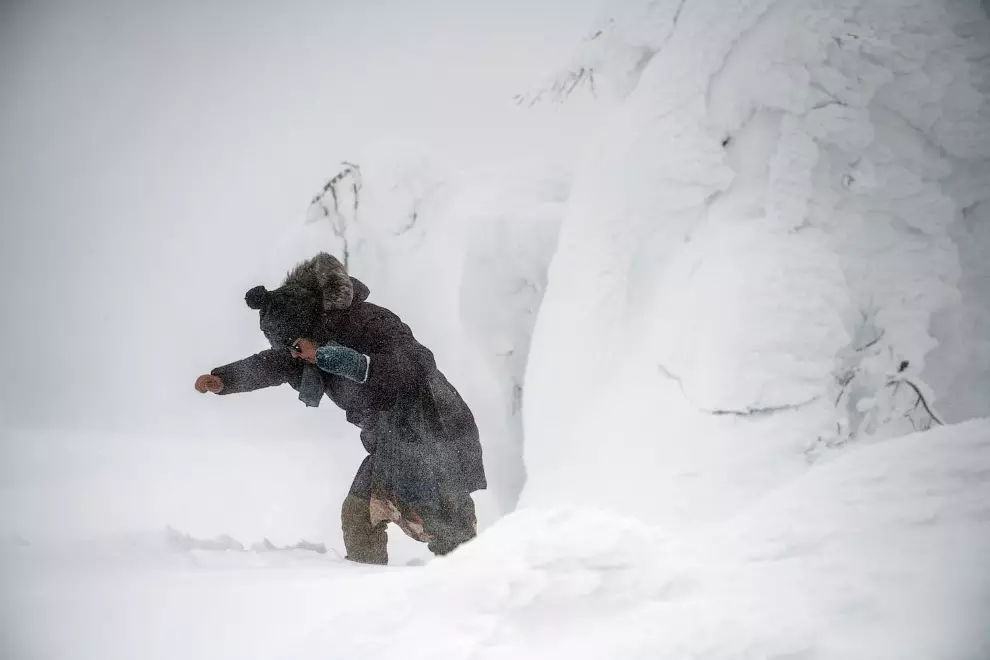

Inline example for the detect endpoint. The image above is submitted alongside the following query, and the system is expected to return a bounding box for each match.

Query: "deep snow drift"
[293,419,990,660]
[4,420,988,659]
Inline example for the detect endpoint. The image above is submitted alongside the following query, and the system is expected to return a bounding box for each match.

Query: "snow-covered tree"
[521,0,990,526]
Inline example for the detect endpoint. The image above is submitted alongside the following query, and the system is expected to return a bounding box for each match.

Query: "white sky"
[0,0,601,438]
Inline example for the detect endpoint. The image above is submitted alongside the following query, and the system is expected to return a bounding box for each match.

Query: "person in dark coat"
[193,253,486,564]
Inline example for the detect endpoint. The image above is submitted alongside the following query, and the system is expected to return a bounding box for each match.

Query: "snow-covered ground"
[3,420,988,659]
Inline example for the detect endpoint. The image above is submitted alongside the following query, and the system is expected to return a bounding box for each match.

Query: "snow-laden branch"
[886,366,945,427]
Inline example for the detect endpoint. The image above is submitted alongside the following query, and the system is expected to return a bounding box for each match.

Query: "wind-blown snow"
[3,0,989,657]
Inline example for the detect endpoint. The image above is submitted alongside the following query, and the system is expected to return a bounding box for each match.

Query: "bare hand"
[194,374,224,394]
[290,338,318,364]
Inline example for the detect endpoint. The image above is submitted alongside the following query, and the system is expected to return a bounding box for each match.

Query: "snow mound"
[292,419,990,660]
[4,422,986,659]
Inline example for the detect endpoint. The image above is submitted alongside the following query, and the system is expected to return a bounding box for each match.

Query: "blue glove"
[315,343,370,383]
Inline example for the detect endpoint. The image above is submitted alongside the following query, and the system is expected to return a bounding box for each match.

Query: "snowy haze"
[0,0,598,435]
[3,0,990,658]
[0,0,600,543]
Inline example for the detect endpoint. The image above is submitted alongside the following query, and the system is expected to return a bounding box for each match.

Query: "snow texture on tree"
[521,0,990,527]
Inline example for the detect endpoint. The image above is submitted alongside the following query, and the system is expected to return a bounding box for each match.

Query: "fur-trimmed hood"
[244,253,367,347]
[281,252,355,311]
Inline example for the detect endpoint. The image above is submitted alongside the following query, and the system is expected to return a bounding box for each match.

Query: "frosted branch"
[308,163,363,269]
[886,373,945,427]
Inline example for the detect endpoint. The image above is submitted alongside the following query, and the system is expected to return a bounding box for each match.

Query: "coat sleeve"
[210,348,304,395]
[360,311,437,405]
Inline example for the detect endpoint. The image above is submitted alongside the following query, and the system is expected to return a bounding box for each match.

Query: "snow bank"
[8,420,985,660]
[285,418,990,659]
[522,0,990,525]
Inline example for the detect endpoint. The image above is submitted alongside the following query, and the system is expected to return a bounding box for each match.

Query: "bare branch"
[885,375,944,426]
[707,396,821,417]
[855,328,885,352]
[307,163,363,270]
[516,66,597,107]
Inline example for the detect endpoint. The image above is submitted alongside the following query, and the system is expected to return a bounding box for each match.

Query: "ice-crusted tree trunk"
[521,0,990,526]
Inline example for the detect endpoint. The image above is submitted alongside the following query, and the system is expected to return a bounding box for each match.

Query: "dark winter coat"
[210,265,486,511]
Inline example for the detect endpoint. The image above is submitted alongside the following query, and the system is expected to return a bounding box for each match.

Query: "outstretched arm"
[196,348,304,395]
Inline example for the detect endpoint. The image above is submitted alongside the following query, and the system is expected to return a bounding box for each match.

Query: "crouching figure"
[194,253,486,564]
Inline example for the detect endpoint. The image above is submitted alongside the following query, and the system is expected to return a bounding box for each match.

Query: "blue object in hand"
[315,343,370,383]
